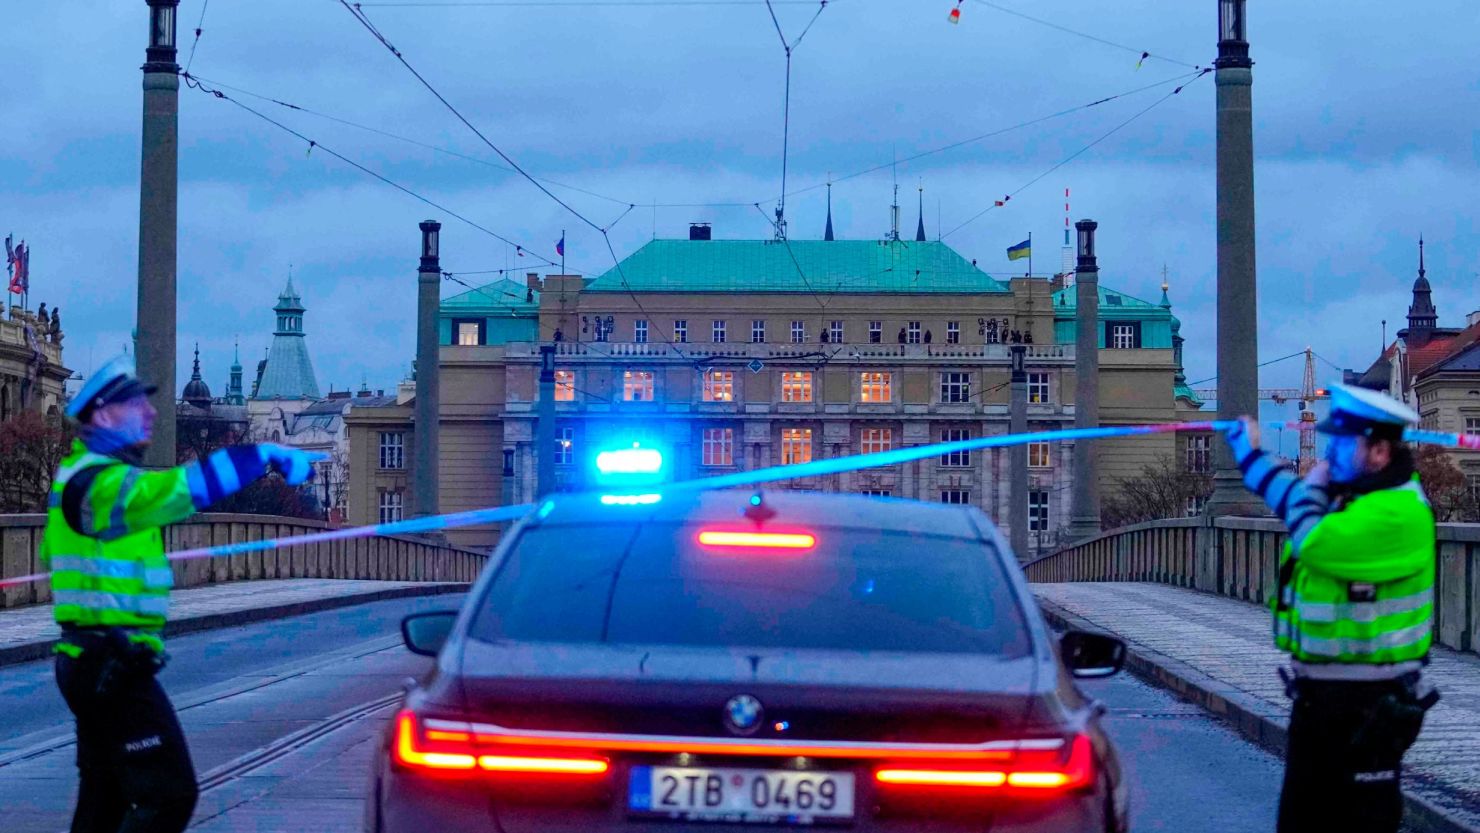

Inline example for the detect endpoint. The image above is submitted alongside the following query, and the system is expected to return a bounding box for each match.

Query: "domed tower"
[181,344,213,411]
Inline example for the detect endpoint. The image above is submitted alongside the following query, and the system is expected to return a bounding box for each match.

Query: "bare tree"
[177,423,323,521]
[0,411,73,512]
[1414,445,1480,523]
[1101,456,1213,529]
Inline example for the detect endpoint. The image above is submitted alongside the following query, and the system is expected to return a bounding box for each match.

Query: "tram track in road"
[0,633,406,773]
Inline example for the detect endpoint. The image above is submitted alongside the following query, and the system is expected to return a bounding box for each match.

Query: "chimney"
[689,223,712,241]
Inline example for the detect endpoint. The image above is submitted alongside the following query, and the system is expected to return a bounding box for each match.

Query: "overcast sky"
[3,0,1477,403]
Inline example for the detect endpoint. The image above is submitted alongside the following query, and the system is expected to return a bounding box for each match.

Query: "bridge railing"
[1024,518,1480,654]
[0,513,489,610]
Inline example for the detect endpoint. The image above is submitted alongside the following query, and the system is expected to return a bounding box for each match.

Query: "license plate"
[629,765,856,824]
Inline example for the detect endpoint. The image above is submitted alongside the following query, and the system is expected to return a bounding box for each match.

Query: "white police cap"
[1315,383,1419,438]
[65,355,159,421]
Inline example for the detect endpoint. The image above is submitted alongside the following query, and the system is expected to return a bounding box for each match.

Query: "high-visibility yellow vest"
[1273,478,1435,670]
[41,441,197,655]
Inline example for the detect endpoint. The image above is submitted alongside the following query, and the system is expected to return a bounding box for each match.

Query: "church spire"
[915,185,927,242]
[1406,235,1438,340]
[824,181,834,241]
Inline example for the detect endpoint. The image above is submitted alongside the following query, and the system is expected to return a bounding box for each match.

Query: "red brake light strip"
[395,711,608,775]
[697,530,817,549]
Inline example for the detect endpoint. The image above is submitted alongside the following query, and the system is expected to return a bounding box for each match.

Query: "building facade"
[348,232,1199,555]
[0,304,69,420]
[1358,240,1479,503]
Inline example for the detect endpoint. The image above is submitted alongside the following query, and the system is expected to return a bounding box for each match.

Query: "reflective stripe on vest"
[48,554,173,590]
[1295,588,1434,624]
[51,589,169,618]
[1296,621,1431,659]
[1292,660,1423,681]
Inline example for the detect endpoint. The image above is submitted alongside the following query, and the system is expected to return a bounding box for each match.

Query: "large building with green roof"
[350,233,1201,555]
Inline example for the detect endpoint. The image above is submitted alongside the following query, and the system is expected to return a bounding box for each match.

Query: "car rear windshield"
[467,523,1031,657]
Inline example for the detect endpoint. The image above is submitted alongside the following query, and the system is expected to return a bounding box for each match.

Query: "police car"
[367,484,1130,833]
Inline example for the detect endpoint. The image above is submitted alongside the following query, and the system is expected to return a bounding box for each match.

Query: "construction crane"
[1193,348,1329,473]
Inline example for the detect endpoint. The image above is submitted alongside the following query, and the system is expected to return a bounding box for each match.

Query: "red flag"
[8,241,27,295]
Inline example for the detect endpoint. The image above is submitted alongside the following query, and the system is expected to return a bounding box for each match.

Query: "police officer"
[1224,384,1438,833]
[43,356,320,833]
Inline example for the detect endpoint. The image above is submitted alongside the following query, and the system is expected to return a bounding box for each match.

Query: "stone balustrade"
[1023,517,1480,655]
[0,513,488,610]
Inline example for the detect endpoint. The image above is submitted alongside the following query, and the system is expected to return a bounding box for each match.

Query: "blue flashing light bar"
[595,445,664,476]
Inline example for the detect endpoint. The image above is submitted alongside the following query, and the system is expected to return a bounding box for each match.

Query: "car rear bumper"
[376,767,1108,833]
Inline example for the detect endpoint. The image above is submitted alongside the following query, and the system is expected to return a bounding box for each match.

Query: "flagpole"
[1027,231,1033,278]
[561,228,565,273]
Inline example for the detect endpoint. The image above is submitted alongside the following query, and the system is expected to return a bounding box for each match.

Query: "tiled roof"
[1416,321,1480,379]
[1424,341,1480,374]
[584,239,1010,294]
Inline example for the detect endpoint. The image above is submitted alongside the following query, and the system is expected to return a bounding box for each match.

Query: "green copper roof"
[1051,284,1165,313]
[441,277,539,313]
[585,239,1010,294]
[1174,383,1205,408]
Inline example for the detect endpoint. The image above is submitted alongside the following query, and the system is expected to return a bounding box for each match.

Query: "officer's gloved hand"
[258,445,327,486]
[1223,417,1259,466]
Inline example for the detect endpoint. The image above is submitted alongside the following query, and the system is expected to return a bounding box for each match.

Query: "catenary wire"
[182,73,562,271]
[185,0,211,73]
[942,69,1211,238]
[968,0,1202,70]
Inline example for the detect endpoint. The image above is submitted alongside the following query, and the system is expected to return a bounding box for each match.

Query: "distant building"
[248,276,322,440]
[1358,239,1480,499]
[176,344,250,463]
[0,303,69,420]
[347,229,1200,554]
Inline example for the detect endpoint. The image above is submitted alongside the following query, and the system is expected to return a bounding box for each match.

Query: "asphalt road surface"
[0,597,1417,832]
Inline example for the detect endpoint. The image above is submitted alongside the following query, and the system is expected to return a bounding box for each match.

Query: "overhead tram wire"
[1186,349,1309,388]
[968,0,1202,70]
[355,0,821,6]
[182,74,561,271]
[942,69,1211,239]
[185,0,211,73]
[339,0,702,360]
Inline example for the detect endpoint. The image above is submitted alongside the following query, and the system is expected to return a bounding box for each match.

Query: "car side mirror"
[1060,629,1126,679]
[401,611,458,657]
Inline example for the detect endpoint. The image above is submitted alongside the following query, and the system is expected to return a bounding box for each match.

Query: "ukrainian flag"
[1006,239,1031,261]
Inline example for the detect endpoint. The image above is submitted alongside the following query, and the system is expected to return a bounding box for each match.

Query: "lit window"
[1027,372,1051,404]
[829,320,844,344]
[1028,490,1050,531]
[860,371,892,403]
[379,432,405,469]
[791,321,806,343]
[940,428,970,467]
[554,369,575,401]
[946,321,960,344]
[861,427,893,454]
[673,320,687,343]
[378,491,404,524]
[781,371,813,403]
[868,321,882,343]
[751,319,766,343]
[1186,434,1212,473]
[623,370,655,401]
[455,320,482,346]
[702,369,734,402]
[907,322,922,344]
[1110,323,1138,350]
[702,428,734,467]
[554,427,574,465]
[634,320,648,343]
[940,490,971,505]
[1028,441,1051,469]
[712,320,727,343]
[941,372,971,403]
[781,428,813,464]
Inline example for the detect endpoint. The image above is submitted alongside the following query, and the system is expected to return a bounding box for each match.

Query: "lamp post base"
[1204,468,1268,518]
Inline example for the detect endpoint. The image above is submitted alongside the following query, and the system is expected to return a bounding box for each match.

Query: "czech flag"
[556,235,565,257]
[1007,239,1031,261]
